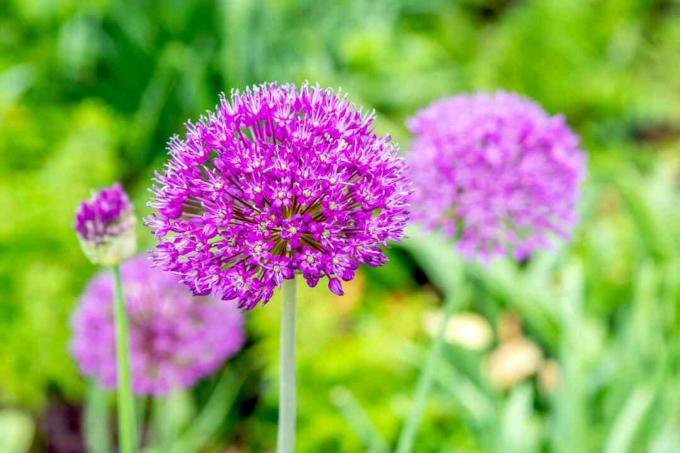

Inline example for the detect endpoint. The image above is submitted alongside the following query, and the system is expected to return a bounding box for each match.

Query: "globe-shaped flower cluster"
[70,256,245,395]
[147,83,411,309]
[407,92,586,260]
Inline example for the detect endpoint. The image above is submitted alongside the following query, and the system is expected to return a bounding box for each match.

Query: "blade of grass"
[402,227,462,297]
[435,359,496,425]
[552,262,589,452]
[330,386,389,453]
[168,370,244,453]
[500,385,539,453]
[604,385,656,453]
[469,261,559,348]
[151,390,194,450]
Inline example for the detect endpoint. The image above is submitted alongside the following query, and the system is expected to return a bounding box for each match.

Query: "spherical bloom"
[407,92,586,261]
[74,183,137,266]
[70,255,245,395]
[146,82,411,309]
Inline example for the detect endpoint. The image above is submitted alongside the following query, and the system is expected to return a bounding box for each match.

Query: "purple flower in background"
[407,92,586,261]
[70,255,245,395]
[146,82,411,309]
[74,183,136,266]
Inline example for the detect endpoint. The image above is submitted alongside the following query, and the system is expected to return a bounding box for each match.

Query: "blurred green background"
[2,0,680,451]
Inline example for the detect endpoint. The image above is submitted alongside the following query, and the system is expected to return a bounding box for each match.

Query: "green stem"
[277,277,297,453]
[84,381,111,453]
[112,265,137,453]
[396,295,456,453]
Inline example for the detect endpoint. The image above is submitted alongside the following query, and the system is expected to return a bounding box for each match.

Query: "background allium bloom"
[74,183,137,266]
[71,255,245,395]
[147,82,410,309]
[407,92,586,260]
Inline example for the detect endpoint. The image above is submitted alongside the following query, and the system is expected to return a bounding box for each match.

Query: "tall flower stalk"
[75,183,138,452]
[277,277,297,452]
[399,92,587,449]
[146,82,411,449]
[112,266,136,453]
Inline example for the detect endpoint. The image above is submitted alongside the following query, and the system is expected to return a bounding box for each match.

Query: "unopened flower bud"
[75,183,136,266]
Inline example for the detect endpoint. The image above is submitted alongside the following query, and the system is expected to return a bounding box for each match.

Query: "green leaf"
[402,226,463,297]
[604,385,656,453]
[330,386,389,453]
[500,385,540,453]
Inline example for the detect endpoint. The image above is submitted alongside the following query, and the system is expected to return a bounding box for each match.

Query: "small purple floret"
[75,183,133,243]
[74,183,137,266]
[146,82,411,309]
[407,92,586,261]
[70,255,245,395]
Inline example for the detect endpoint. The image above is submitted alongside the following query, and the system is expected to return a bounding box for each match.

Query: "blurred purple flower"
[74,183,136,266]
[70,255,245,395]
[407,92,586,261]
[146,82,411,309]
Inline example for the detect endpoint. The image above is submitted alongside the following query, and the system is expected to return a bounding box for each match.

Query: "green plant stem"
[277,277,297,453]
[396,295,456,453]
[112,265,137,453]
[84,381,111,453]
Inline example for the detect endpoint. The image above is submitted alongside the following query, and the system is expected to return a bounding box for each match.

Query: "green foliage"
[1,0,679,451]
[392,159,680,452]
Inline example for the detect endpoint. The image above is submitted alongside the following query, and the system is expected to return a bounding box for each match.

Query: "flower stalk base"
[277,277,297,453]
[112,266,137,453]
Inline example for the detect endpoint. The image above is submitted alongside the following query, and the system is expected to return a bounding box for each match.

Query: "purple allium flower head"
[146,82,411,309]
[71,255,245,395]
[75,183,137,266]
[407,92,586,261]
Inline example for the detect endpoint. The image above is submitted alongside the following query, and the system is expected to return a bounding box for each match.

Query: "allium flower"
[146,82,410,309]
[407,92,586,260]
[74,183,137,266]
[70,255,245,395]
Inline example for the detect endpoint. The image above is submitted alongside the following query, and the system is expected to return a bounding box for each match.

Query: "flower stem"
[396,294,456,453]
[112,265,137,453]
[277,277,297,453]
[84,381,111,453]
